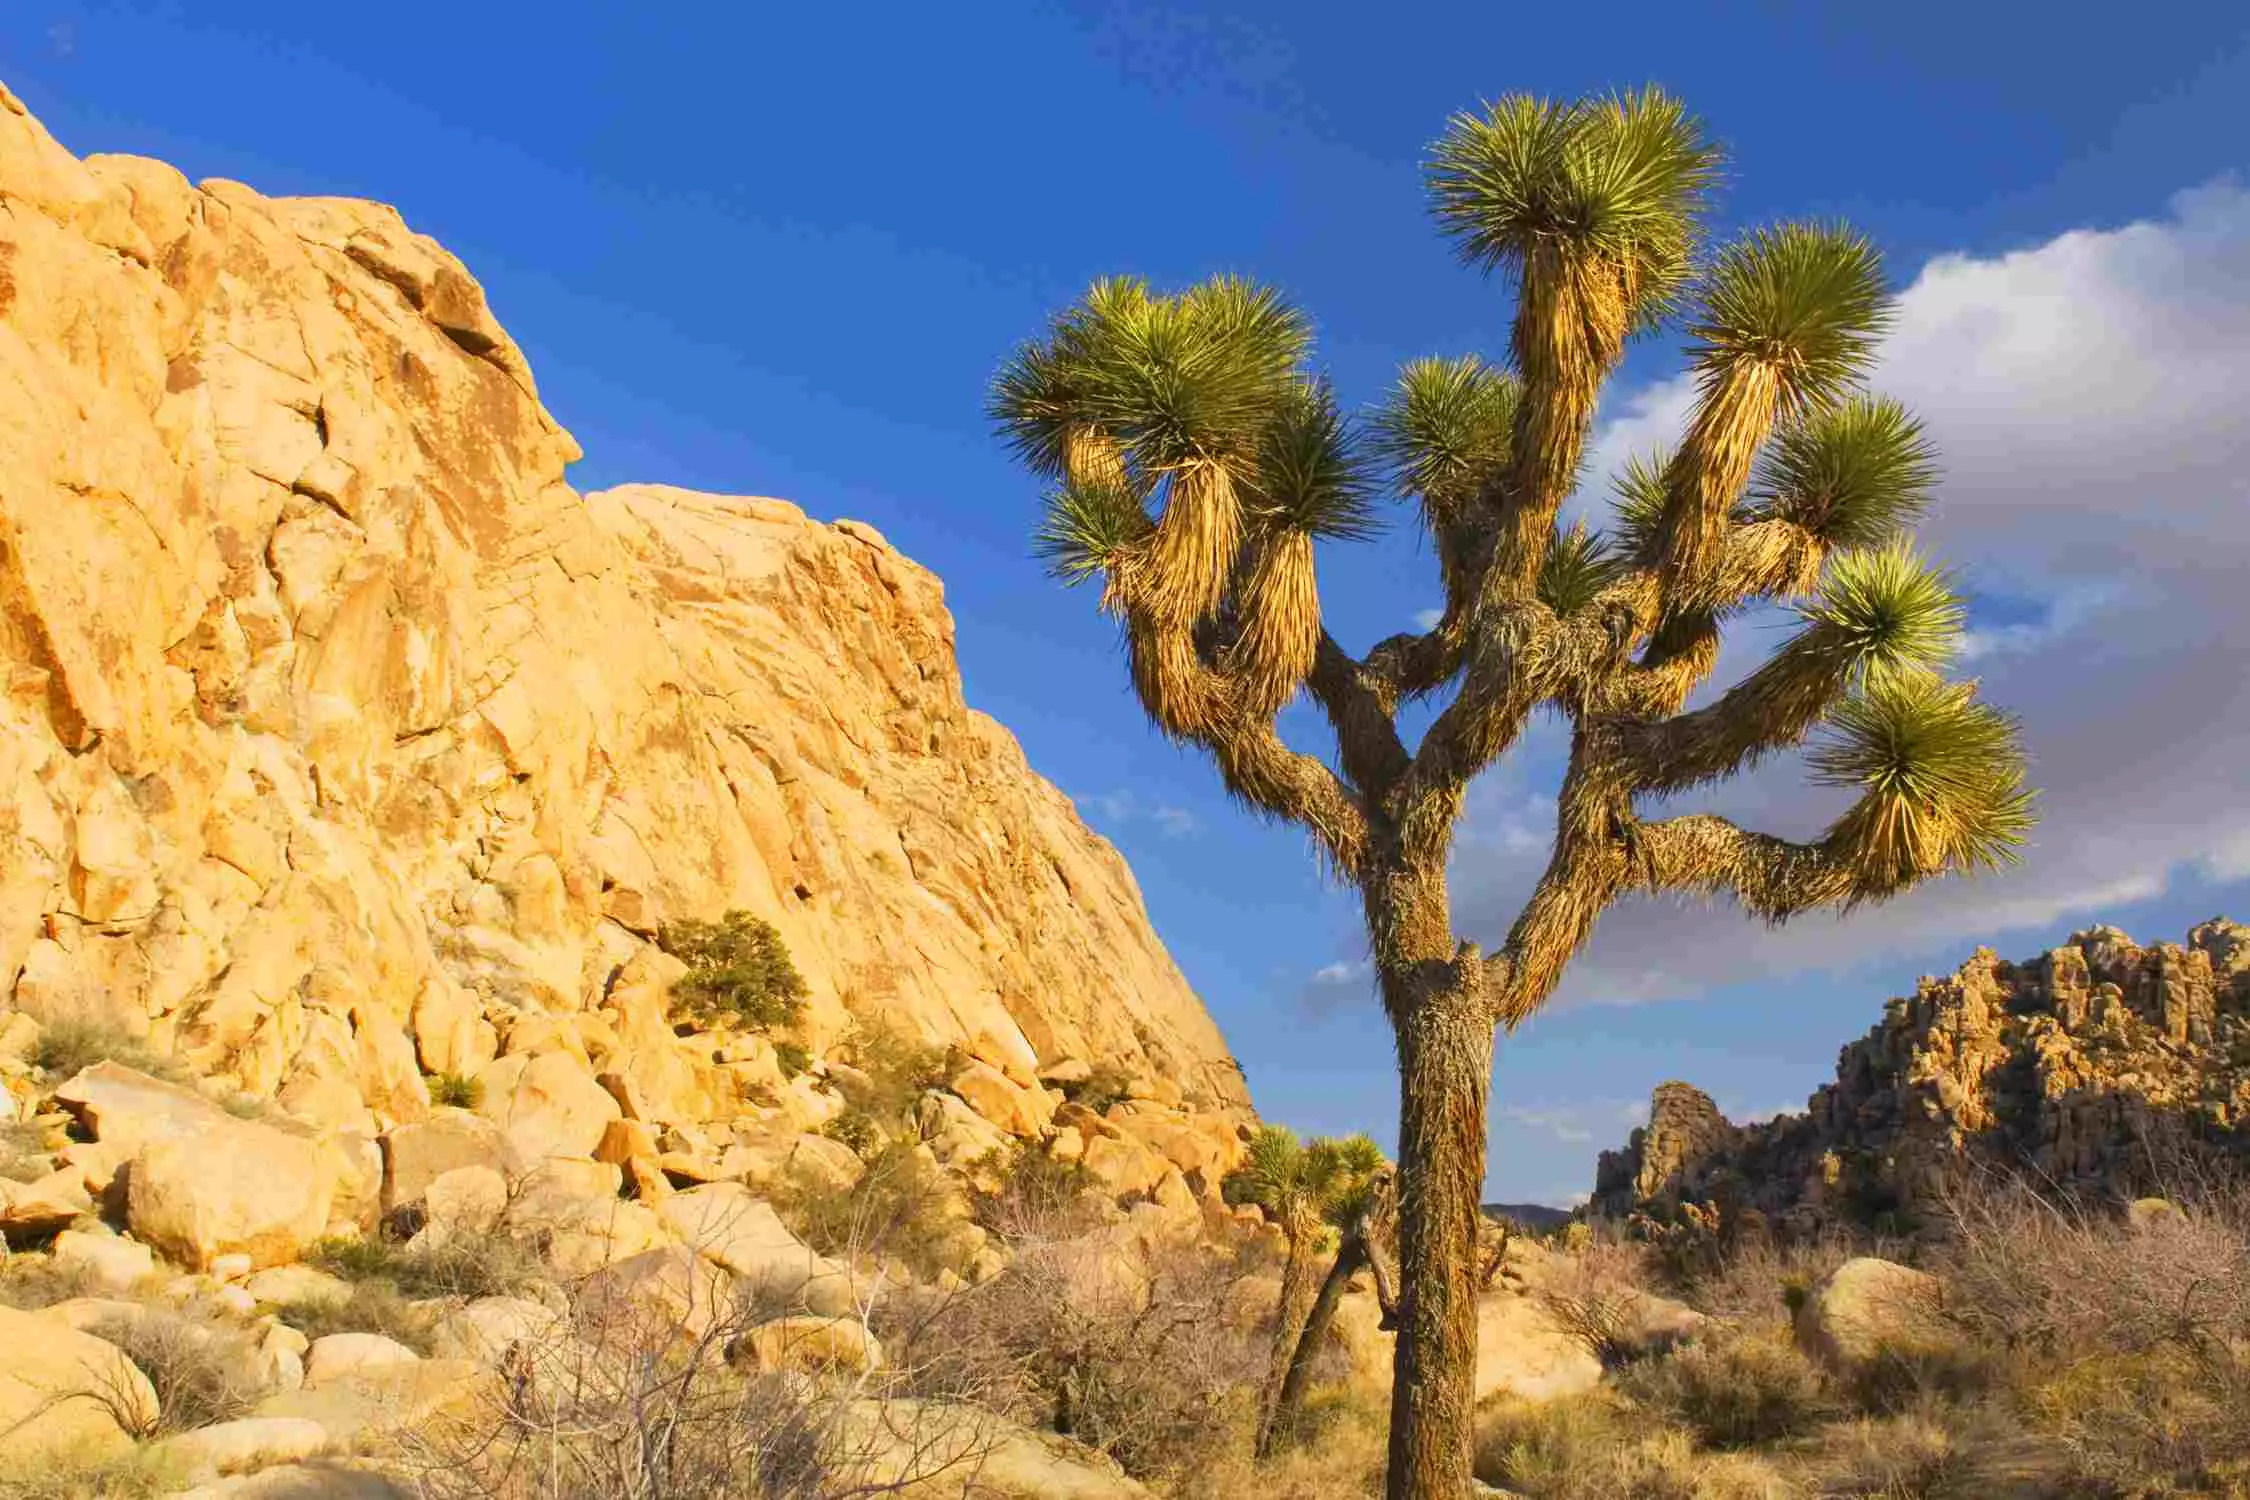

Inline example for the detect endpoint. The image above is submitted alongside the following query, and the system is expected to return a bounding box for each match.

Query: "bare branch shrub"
[395,1259,998,1499]
[877,1225,1265,1485]
[87,1305,262,1434]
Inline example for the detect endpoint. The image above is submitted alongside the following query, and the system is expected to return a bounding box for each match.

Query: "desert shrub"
[819,1108,883,1159]
[0,1253,97,1310]
[1674,1230,1860,1334]
[2026,1349,2250,1494]
[971,1140,1102,1240]
[0,1445,182,1500]
[882,1236,1264,1484]
[1173,1385,1388,1500]
[1474,1394,1784,1500]
[773,1039,811,1078]
[1618,1331,1834,1447]
[277,1279,437,1353]
[428,1071,484,1108]
[1061,1060,1134,1116]
[837,1023,953,1127]
[658,910,806,1031]
[28,1005,179,1081]
[771,1142,969,1283]
[305,1228,540,1302]
[1928,1180,2250,1488]
[87,1306,261,1434]
[1535,1228,1664,1367]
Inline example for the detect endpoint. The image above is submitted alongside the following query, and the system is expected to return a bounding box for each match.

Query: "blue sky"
[7,2,2248,1204]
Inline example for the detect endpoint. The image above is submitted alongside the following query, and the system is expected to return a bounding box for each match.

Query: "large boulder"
[475,1052,621,1164]
[843,1399,1154,1498]
[379,1110,521,1213]
[51,1062,227,1152]
[949,1061,1055,1139]
[304,1333,422,1387]
[576,1246,741,1343]
[652,1183,853,1314]
[126,1115,335,1270]
[1473,1293,1603,1404]
[251,1358,492,1450]
[1793,1257,1954,1371]
[0,1304,162,1463]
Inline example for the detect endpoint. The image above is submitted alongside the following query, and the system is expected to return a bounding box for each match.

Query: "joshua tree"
[1268,1153,1398,1454]
[990,87,2033,1499]
[1224,1127,1388,1456]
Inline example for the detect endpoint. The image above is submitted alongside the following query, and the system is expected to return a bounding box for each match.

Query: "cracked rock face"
[0,83,1246,1124]
[1594,920,2250,1233]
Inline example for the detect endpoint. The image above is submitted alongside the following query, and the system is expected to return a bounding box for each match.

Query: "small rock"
[726,1314,882,1375]
[305,1332,423,1387]
[53,1228,153,1292]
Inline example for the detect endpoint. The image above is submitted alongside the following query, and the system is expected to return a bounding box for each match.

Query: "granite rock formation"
[0,80,1247,1135]
[1594,920,2250,1232]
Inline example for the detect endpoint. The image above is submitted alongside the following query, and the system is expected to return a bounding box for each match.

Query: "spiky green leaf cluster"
[1249,378,1382,541]
[1032,475,1151,586]
[989,275,1312,478]
[1367,356,1520,507]
[1798,543,1962,681]
[1609,450,1673,560]
[1224,1125,1390,1227]
[1688,224,1890,411]
[1538,522,1627,614]
[1427,87,1720,327]
[1811,670,2035,881]
[1747,395,1936,550]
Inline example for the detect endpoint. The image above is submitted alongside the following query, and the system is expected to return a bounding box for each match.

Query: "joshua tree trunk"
[1257,1217,1325,1453]
[1383,978,1494,1500]
[1270,1226,1367,1451]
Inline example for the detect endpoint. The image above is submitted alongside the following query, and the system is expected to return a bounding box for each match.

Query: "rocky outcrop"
[1594,920,2250,1234]
[0,80,1247,1141]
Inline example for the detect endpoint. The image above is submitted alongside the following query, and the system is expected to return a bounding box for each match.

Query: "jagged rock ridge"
[0,80,1246,1131]
[1595,919,2250,1231]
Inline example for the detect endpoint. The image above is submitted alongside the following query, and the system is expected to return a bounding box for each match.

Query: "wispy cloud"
[1077,788,1201,839]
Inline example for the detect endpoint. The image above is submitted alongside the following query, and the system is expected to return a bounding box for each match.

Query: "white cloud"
[1455,182,2250,1005]
[1413,606,1445,631]
[1151,805,1201,837]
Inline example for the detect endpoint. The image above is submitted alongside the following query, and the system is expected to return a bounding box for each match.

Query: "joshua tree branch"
[1307,635,1412,801]
[1122,609,1373,878]
[1628,812,1858,921]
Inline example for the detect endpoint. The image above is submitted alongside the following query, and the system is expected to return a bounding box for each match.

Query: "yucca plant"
[991,86,2033,1499]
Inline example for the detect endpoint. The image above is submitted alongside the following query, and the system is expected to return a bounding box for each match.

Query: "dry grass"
[306,1228,543,1301]
[0,1444,181,1500]
[27,1005,181,1082]
[278,1279,438,1354]
[0,1253,98,1310]
[1474,1393,1788,1499]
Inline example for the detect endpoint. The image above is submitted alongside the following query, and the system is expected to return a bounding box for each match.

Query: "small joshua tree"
[1225,1128,1388,1456]
[991,87,2033,1499]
